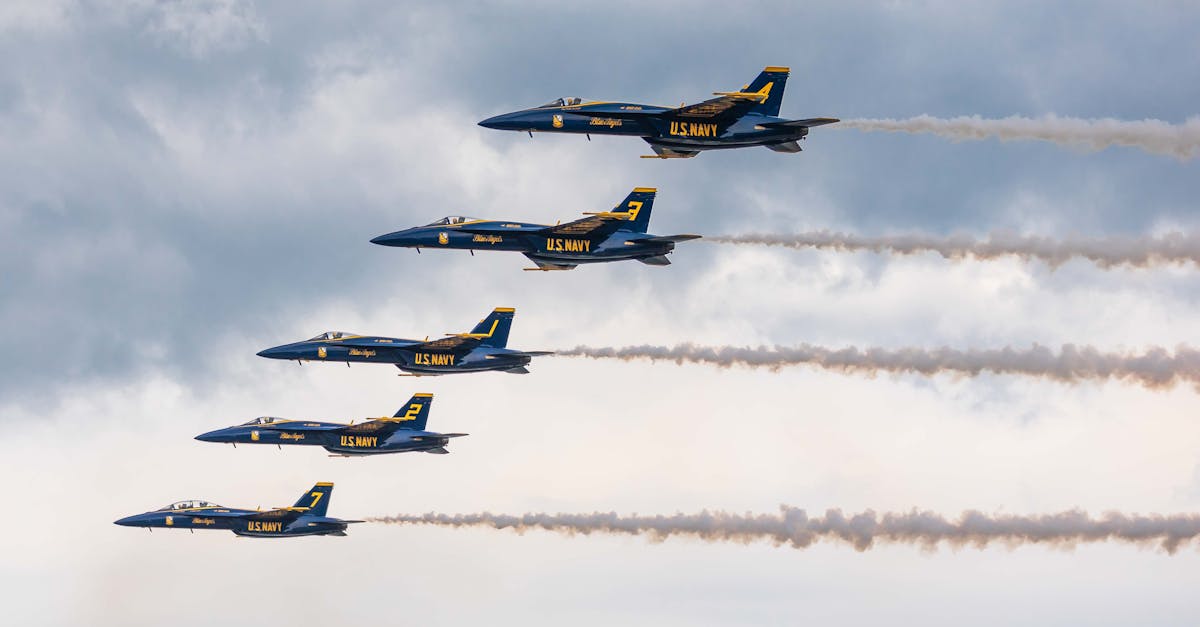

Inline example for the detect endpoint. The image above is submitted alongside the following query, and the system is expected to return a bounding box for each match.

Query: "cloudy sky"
[3,1,1200,624]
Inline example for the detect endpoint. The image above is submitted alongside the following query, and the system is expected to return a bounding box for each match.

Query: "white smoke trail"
[708,231,1200,269]
[558,344,1200,390]
[836,115,1200,159]
[370,507,1200,553]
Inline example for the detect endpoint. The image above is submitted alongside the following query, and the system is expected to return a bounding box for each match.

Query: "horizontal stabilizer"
[487,350,554,358]
[504,366,530,374]
[410,433,469,441]
[759,117,840,129]
[638,255,672,266]
[303,516,363,525]
[631,234,702,244]
[425,447,450,455]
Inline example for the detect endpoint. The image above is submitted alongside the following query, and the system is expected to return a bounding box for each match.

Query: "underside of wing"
[641,142,700,159]
[522,255,577,271]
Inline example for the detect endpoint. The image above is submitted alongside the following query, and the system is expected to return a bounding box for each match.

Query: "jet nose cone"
[257,346,285,359]
[479,112,524,130]
[114,515,142,527]
[371,228,429,248]
[478,114,505,129]
[195,429,225,442]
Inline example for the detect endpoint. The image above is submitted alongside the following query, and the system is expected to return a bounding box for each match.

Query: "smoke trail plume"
[558,344,1200,390]
[837,115,1200,159]
[370,507,1200,553]
[708,231,1200,269]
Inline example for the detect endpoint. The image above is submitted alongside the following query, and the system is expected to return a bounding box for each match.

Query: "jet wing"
[255,422,344,432]
[181,509,259,519]
[400,335,483,353]
[541,210,640,238]
[569,105,672,120]
[447,223,547,235]
[329,337,419,350]
[669,95,758,120]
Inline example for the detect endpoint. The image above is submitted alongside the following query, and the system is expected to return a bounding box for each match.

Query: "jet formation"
[196,393,467,456]
[114,483,362,537]
[256,307,551,375]
[479,66,839,158]
[371,187,700,271]
[116,66,834,539]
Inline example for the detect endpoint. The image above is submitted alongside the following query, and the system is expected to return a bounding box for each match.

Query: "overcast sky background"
[3,1,1200,625]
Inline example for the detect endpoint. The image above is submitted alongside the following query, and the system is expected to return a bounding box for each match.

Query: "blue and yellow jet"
[114,482,362,537]
[478,66,838,158]
[256,307,550,375]
[196,393,467,456]
[370,187,700,271]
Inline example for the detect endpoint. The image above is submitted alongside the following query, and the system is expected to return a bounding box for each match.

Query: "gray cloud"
[370,507,1200,553]
[2,0,1199,407]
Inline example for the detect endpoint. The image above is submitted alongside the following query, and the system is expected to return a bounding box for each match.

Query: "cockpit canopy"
[307,331,357,341]
[241,416,285,426]
[424,216,480,226]
[157,500,220,512]
[539,97,593,108]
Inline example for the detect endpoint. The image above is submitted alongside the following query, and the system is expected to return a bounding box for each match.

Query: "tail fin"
[612,187,656,233]
[742,66,789,117]
[468,307,514,348]
[392,393,433,430]
[293,482,333,517]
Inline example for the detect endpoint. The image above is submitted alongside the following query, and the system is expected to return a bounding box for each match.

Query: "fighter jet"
[256,307,550,375]
[196,393,467,456]
[478,66,838,158]
[113,482,362,537]
[370,187,700,271]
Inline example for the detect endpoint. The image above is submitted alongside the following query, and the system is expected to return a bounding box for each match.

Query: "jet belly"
[651,115,803,150]
[234,517,341,538]
[324,432,443,456]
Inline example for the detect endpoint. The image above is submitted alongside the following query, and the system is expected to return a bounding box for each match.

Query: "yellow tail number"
[309,491,324,508]
[625,200,643,221]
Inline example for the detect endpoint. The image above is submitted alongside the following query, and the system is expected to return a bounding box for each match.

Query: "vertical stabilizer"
[293,482,333,517]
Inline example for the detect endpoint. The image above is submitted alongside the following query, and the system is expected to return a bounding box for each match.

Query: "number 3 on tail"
[626,201,642,220]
